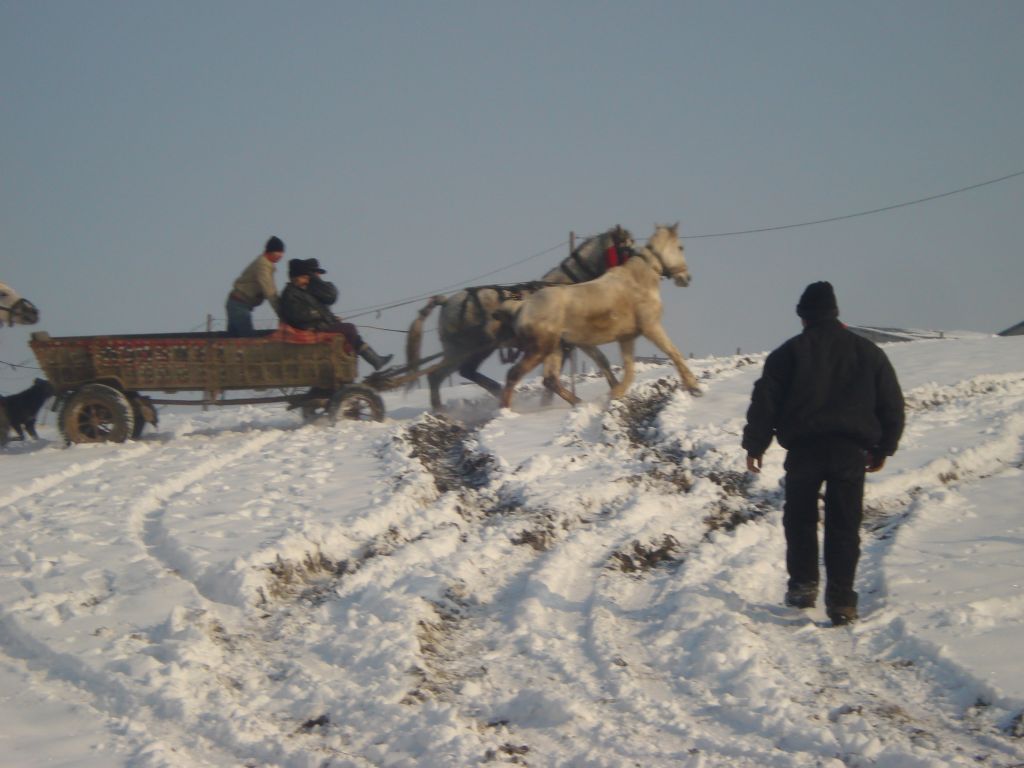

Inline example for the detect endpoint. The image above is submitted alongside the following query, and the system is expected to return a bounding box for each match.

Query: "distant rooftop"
[847,326,954,343]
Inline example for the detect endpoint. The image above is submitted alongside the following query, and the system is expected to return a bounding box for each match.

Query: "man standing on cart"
[226,236,285,336]
[280,258,393,371]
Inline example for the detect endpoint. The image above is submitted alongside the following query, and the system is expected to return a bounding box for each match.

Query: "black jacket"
[742,319,905,457]
[279,283,340,332]
[307,275,338,307]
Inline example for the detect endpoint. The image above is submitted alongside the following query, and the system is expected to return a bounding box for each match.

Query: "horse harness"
[456,281,548,329]
[557,231,636,283]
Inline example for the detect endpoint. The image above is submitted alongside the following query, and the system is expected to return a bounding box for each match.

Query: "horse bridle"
[636,244,682,279]
[2,297,40,326]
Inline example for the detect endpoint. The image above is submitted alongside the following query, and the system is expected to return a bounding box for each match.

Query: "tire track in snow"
[378,368,1024,765]
[575,371,1024,766]
[451,378,787,764]
[131,428,283,605]
[864,374,1024,528]
[116,416,488,766]
[0,424,331,766]
[0,442,149,513]
[350,373,748,763]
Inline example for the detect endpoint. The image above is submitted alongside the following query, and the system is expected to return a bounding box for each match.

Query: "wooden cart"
[30,330,387,443]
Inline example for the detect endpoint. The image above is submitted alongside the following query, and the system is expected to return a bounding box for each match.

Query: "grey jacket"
[229,255,280,313]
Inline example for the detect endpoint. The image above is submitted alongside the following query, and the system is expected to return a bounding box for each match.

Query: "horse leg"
[540,342,571,405]
[541,347,580,406]
[427,356,462,411]
[643,324,702,395]
[458,348,502,399]
[577,344,619,388]
[610,337,636,399]
[501,343,546,409]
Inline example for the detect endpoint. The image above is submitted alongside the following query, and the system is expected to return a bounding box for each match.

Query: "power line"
[340,169,1023,319]
[342,240,567,320]
[0,357,41,372]
[687,169,1024,239]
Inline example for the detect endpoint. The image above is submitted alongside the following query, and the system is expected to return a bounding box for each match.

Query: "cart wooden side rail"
[30,329,385,443]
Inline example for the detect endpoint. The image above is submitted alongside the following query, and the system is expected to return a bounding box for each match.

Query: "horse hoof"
[688,386,704,397]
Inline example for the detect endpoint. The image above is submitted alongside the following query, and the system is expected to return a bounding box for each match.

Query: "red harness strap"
[607,243,635,268]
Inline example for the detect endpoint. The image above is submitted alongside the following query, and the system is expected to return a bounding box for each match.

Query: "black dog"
[1,378,55,446]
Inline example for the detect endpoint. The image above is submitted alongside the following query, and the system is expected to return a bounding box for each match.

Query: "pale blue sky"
[2,1,1022,383]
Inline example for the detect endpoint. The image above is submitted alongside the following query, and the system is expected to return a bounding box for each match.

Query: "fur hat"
[288,258,309,279]
[796,281,839,321]
[304,258,327,275]
[265,236,285,254]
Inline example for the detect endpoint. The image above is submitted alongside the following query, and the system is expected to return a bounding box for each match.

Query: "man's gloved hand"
[866,452,886,473]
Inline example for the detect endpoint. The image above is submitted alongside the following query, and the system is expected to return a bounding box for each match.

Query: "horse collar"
[637,246,670,277]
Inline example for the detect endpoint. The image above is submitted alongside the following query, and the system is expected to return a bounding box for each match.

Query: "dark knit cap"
[265,236,285,253]
[796,281,839,321]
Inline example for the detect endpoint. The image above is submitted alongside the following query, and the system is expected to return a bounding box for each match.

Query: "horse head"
[646,223,690,286]
[0,282,40,326]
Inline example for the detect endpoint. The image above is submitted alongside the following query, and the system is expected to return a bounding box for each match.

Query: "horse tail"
[406,295,447,391]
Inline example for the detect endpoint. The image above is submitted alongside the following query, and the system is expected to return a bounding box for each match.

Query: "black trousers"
[783,437,866,609]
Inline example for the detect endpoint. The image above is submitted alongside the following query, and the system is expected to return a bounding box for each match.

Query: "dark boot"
[359,344,393,371]
[784,582,818,609]
[827,605,858,626]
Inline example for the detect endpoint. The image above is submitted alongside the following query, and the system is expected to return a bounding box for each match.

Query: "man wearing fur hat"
[279,258,393,370]
[226,236,285,336]
[742,281,904,626]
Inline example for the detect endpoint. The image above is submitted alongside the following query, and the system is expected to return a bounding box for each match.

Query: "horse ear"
[672,222,680,234]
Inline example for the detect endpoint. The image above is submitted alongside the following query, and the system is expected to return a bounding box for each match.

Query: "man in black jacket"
[742,281,904,626]
[279,259,393,370]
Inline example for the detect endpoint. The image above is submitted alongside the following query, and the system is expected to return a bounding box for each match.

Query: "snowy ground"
[1,333,1023,767]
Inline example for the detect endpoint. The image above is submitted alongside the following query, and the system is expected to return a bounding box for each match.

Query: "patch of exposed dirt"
[609,534,681,573]
[702,470,774,535]
[258,528,406,606]
[609,377,682,450]
[404,414,494,494]
[260,550,347,604]
[403,583,483,704]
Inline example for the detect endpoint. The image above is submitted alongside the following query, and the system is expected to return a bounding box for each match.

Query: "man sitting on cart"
[279,258,393,370]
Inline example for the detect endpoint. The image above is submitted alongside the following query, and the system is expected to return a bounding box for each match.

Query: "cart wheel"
[59,383,136,444]
[128,394,158,439]
[329,384,385,423]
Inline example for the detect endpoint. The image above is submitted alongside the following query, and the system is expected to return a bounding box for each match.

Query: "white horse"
[499,224,702,409]
[0,282,40,326]
[406,227,635,410]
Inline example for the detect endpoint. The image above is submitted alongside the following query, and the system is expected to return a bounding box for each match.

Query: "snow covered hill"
[1,335,1023,767]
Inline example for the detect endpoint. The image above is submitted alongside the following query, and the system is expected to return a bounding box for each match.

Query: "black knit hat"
[265,236,285,254]
[796,281,839,321]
